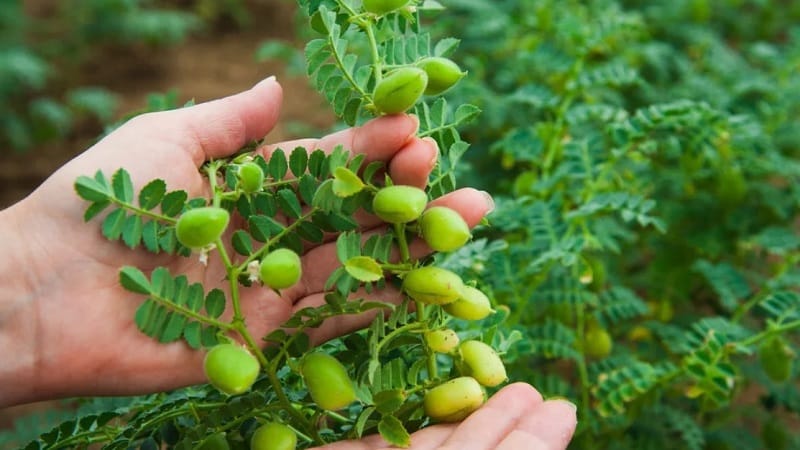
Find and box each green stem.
[110,198,178,224]
[574,305,591,427]
[393,223,411,262]
[738,320,800,348]
[238,208,319,272]
[148,290,233,330]
[376,322,425,353]
[206,162,223,208]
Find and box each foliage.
[425,0,800,448]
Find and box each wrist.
[0,201,44,407]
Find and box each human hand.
[316,383,577,450]
[0,77,493,406]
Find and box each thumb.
[133,76,284,166]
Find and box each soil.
[0,0,334,209]
[0,0,333,434]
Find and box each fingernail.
[548,397,578,412]
[480,190,495,214]
[408,114,420,133]
[254,75,277,88]
[422,137,439,167]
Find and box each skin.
[0,77,576,449]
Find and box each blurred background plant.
[2,1,800,449]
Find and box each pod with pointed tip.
[443,286,493,321]
[424,377,485,422]
[416,57,466,95]
[372,185,428,224]
[459,340,507,387]
[402,266,464,305]
[373,68,428,114]
[300,353,357,410]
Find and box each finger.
[386,137,438,189]
[495,431,550,450]
[260,114,419,164]
[311,423,459,450]
[131,76,283,166]
[435,383,545,450]
[507,399,577,450]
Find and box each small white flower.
[247,260,261,283]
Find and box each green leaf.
[161,190,188,217]
[308,149,328,178]
[122,215,143,248]
[249,215,275,242]
[111,168,134,203]
[232,230,254,255]
[205,289,226,318]
[298,174,318,204]
[277,189,302,219]
[184,322,201,349]
[139,179,166,210]
[378,415,410,448]
[102,209,126,240]
[75,175,110,202]
[373,390,406,414]
[119,266,151,295]
[83,200,110,221]
[268,148,288,180]
[332,166,365,197]
[345,256,383,282]
[290,146,309,176]
[142,220,160,253]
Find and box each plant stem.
[575,304,592,429]
[238,208,319,272]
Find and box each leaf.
[111,168,134,203]
[205,289,226,318]
[378,415,410,448]
[290,146,309,176]
[74,175,110,202]
[277,189,302,219]
[268,148,288,180]
[332,166,365,197]
[122,214,143,249]
[102,209,126,240]
[345,256,383,282]
[232,230,254,255]
[161,190,188,217]
[373,390,406,414]
[138,179,166,210]
[83,200,110,221]
[119,266,151,295]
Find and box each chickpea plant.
[25,1,510,449]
